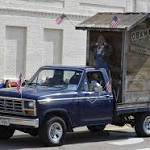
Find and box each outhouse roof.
[76,13,149,31]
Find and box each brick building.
[0,0,148,80]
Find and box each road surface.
[0,125,150,150]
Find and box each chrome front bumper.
[0,115,39,128]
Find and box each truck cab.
[0,66,113,146]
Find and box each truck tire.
[39,116,67,146]
[0,126,15,139]
[135,113,150,137]
[87,125,106,132]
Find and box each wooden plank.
[125,20,150,103]
[122,31,128,103]
[125,91,150,103]
[117,102,150,110]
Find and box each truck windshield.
[28,68,82,90]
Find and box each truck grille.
[0,97,24,115]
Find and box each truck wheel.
[39,116,67,146]
[135,113,150,137]
[0,126,15,139]
[87,125,106,132]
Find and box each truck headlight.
[24,101,35,109]
[23,100,36,116]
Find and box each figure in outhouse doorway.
[94,34,112,76]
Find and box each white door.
[5,26,27,79]
[44,29,63,65]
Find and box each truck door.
[79,70,113,125]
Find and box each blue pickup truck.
[1,13,150,147]
[0,65,150,146]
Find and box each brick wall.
[0,0,144,80]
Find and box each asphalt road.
[0,125,150,150]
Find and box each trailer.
[76,13,150,114]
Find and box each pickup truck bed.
[117,102,150,115]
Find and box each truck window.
[38,70,54,84]
[86,71,105,92]
[28,68,82,91]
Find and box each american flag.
[16,73,22,93]
[111,16,120,28]
[106,81,112,93]
[56,14,66,25]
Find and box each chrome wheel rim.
[143,116,150,135]
[49,122,63,144]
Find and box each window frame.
[82,70,106,92]
[27,67,84,91]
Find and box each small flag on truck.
[106,81,112,93]
[16,73,22,93]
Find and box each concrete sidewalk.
[14,124,135,136]
[73,124,135,133]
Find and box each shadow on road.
[0,130,136,149]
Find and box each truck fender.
[40,108,73,132]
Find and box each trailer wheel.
[0,126,15,139]
[135,113,150,137]
[87,125,106,132]
[39,116,67,146]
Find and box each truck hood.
[0,86,74,100]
